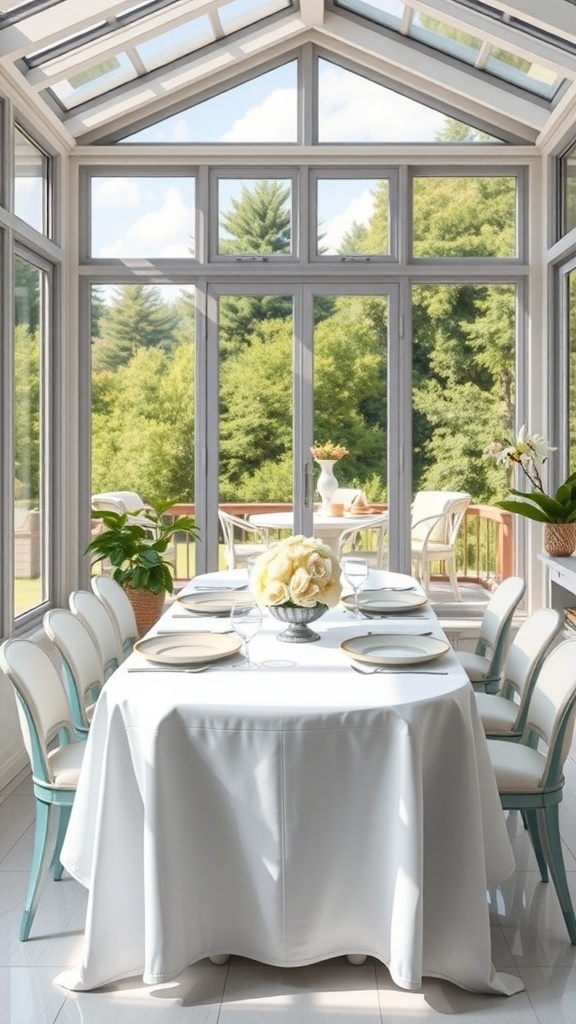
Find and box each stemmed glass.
[230,599,263,669]
[342,556,369,616]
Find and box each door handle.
[304,460,313,508]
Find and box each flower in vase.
[310,441,349,461]
[485,425,576,523]
[250,535,342,609]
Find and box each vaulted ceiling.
[1,0,576,146]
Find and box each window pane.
[563,142,576,237]
[14,257,45,614]
[217,179,292,256]
[313,293,388,566]
[90,284,196,581]
[412,176,517,258]
[317,60,502,143]
[90,176,195,258]
[218,295,294,537]
[412,282,516,500]
[316,178,389,256]
[122,63,297,143]
[569,271,576,477]
[14,127,47,234]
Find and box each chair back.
[91,575,138,655]
[331,488,367,508]
[43,609,105,733]
[91,491,149,514]
[520,639,576,790]
[0,638,76,786]
[410,491,470,544]
[218,509,266,570]
[476,576,525,672]
[69,589,123,677]
[499,607,563,732]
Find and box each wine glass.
[342,556,369,616]
[230,600,263,669]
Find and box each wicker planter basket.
[123,586,166,637]
[544,523,576,558]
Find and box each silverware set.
[351,664,448,675]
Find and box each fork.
[351,664,448,675]
[127,665,211,674]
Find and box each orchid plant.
[486,426,576,523]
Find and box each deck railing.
[167,503,514,589]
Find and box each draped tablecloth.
[55,572,522,996]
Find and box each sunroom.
[1,2,576,769]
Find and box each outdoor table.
[55,569,522,997]
[249,510,389,556]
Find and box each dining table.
[248,510,388,556]
[54,569,523,998]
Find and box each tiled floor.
[2,755,576,1024]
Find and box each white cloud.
[322,188,377,254]
[93,177,141,207]
[319,65,447,142]
[99,186,194,257]
[221,88,297,141]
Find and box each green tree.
[220,179,291,254]
[92,285,180,371]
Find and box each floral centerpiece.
[250,535,342,642]
[486,425,576,555]
[310,441,349,461]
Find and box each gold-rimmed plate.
[178,590,250,615]
[341,590,428,615]
[133,632,242,665]
[341,633,449,666]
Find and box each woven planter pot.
[122,586,166,637]
[544,523,576,558]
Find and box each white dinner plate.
[134,632,242,665]
[340,589,428,614]
[341,633,450,666]
[178,590,250,614]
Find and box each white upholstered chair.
[43,609,105,738]
[69,589,123,678]
[456,575,526,694]
[475,607,563,739]
[410,490,471,600]
[91,575,139,657]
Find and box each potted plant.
[486,426,576,556]
[86,501,200,635]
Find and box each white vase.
[316,460,339,513]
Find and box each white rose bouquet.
[250,535,342,609]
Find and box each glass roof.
[0,0,575,142]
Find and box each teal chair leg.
[50,805,71,881]
[524,809,548,881]
[21,801,53,941]
[537,803,576,944]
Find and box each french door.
[198,282,406,572]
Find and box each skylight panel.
[410,11,482,63]
[218,0,292,33]
[335,0,405,30]
[51,54,136,111]
[484,47,562,100]
[136,15,214,72]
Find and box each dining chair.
[218,509,268,570]
[43,609,105,738]
[69,589,123,678]
[337,519,388,568]
[410,491,471,600]
[474,607,563,740]
[487,638,576,944]
[0,638,86,941]
[330,487,367,509]
[455,575,526,693]
[91,575,139,657]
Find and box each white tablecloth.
[249,511,388,555]
[55,572,522,996]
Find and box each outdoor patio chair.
[410,491,471,600]
[456,575,526,694]
[0,638,86,940]
[487,638,576,944]
[218,509,268,570]
[475,607,563,739]
[337,519,388,568]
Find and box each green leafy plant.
[86,501,200,594]
[486,426,576,523]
